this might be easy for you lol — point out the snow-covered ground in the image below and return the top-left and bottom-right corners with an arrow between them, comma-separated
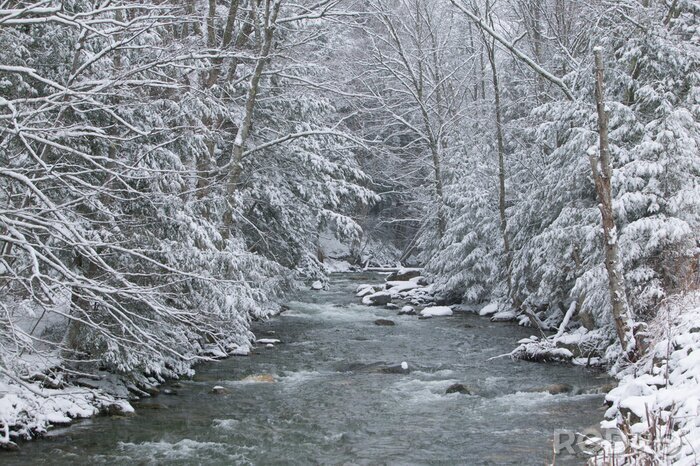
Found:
0,380 -> 133,447
588,292 -> 700,465
0,295 -> 257,448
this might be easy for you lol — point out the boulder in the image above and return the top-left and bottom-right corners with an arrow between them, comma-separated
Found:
311,280 -> 324,290
398,305 -> 416,316
376,364 -> 410,374
103,403 -> 133,416
256,338 -> 281,345
386,303 -> 399,310
479,303 -> 500,317
374,319 -> 396,326
386,268 -> 421,281
356,285 -> 376,297
162,388 -> 177,396
211,385 -> 228,395
445,383 -> 471,395
420,306 -> 453,317
362,291 -> 392,306
491,309 -> 517,322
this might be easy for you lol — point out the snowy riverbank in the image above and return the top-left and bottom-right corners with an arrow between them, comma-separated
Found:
0,323 -> 261,448
589,292 -> 700,465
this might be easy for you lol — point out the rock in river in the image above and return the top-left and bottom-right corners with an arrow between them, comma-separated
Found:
374,319 -> 396,326
386,268 -> 422,281
311,280 -> 324,290
420,306 -> 453,317
362,291 -> 392,306
445,383 -> 472,395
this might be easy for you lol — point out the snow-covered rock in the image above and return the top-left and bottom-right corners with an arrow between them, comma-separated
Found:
311,280 -> 324,290
231,346 -> 250,356
385,268 -> 421,281
479,302 -> 499,317
398,305 -> 416,315
362,291 -> 392,306
420,306 -> 453,317
452,304 -> 478,313
355,283 -> 373,293
490,309 -> 517,322
356,286 -> 375,298
256,338 -> 281,345
385,280 -> 421,294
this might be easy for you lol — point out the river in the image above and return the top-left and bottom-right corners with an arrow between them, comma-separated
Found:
4,272 -> 609,465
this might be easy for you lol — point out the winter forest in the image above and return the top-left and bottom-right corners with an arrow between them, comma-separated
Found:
0,0 -> 698,464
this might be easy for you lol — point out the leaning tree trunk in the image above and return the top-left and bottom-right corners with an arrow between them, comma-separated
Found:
589,47 -> 635,355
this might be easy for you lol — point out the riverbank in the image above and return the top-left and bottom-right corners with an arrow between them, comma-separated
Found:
0,320 -> 266,449
589,292 -> 700,465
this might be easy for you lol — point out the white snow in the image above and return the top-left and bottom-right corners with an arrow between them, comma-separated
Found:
231,346 -> 250,356
591,292 -> 700,464
255,338 -> 281,345
311,280 -> 324,290
490,309 -> 517,321
356,285 -> 375,297
385,280 -> 421,295
323,259 -> 354,273
0,378 -> 133,446
420,306 -> 453,317
479,302 -> 500,316
401,361 -> 408,370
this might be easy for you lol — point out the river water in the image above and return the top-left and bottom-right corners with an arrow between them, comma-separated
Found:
4,273 -> 609,465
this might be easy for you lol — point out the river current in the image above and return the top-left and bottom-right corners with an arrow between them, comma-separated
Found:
4,272 -> 609,465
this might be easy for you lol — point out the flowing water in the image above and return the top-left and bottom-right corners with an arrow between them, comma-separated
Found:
4,273 -> 610,465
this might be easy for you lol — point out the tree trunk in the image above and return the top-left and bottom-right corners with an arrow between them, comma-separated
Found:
224,0 -> 282,232
590,48 -> 634,354
486,41 -> 511,296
